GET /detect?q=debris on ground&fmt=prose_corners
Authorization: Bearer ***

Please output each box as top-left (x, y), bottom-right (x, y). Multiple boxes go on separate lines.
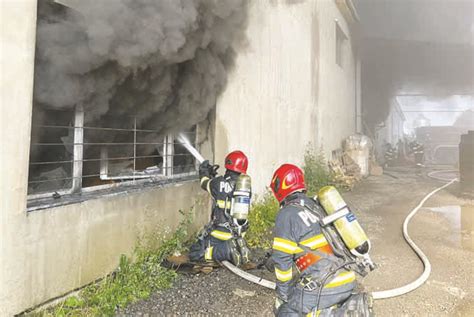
top-left (369, 160), bottom-right (384, 176)
top-left (233, 288), bottom-right (256, 298)
top-left (329, 149), bottom-right (362, 190)
top-left (344, 134), bottom-right (372, 177)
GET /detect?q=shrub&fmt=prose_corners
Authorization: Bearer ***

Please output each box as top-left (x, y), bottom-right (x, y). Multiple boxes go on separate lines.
top-left (245, 193), bottom-right (279, 248)
top-left (302, 146), bottom-right (333, 196)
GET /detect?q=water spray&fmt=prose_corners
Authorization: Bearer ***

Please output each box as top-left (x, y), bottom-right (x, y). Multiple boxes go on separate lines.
top-left (177, 133), bottom-right (205, 164)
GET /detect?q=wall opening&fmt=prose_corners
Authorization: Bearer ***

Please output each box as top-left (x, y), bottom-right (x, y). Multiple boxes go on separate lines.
top-left (335, 21), bottom-right (348, 68)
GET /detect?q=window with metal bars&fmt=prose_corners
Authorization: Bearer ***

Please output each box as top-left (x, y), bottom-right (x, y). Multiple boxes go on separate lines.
top-left (27, 106), bottom-right (198, 202)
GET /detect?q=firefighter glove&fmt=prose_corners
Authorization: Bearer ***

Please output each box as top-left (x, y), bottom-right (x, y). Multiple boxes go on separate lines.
top-left (199, 160), bottom-right (213, 178)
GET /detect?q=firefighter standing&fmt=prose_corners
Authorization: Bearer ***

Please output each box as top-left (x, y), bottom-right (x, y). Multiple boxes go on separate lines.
top-left (270, 164), bottom-right (357, 316)
top-left (189, 151), bottom-right (251, 266)
top-left (409, 141), bottom-right (424, 167)
top-left (383, 142), bottom-right (397, 168)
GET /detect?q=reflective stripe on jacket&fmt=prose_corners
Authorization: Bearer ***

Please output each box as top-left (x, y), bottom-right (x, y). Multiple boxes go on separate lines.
top-left (271, 193), bottom-right (356, 301)
top-left (200, 173), bottom-right (238, 224)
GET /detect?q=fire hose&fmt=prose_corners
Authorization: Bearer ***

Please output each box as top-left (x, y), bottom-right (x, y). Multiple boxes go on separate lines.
top-left (370, 177), bottom-right (457, 299)
top-left (221, 177), bottom-right (458, 300)
top-left (427, 169), bottom-right (459, 182)
top-left (177, 133), bottom-right (459, 300)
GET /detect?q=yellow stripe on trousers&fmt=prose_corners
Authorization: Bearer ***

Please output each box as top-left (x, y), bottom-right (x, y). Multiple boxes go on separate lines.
top-left (324, 271), bottom-right (356, 288)
top-left (275, 267), bottom-right (293, 282)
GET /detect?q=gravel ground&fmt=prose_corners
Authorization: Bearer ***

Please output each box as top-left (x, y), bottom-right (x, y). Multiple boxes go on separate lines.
top-left (122, 167), bottom-right (473, 316)
top-left (121, 266), bottom-right (275, 316)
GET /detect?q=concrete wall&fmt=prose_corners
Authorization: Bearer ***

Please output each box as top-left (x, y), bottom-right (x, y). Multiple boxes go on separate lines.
top-left (1, 0), bottom-right (359, 314)
top-left (2, 182), bottom-right (209, 316)
top-left (0, 1), bottom-right (210, 315)
top-left (214, 0), bottom-right (358, 193)
top-left (316, 0), bottom-right (357, 156)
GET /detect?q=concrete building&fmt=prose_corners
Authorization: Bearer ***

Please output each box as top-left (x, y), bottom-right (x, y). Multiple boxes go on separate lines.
top-left (0, 0), bottom-right (360, 314)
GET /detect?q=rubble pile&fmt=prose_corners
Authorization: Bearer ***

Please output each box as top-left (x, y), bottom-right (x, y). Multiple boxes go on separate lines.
top-left (329, 150), bottom-right (361, 190)
top-left (329, 134), bottom-right (375, 190)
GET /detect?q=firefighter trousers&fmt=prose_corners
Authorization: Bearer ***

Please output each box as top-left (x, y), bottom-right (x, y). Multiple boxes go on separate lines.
top-left (276, 292), bottom-right (373, 317)
top-left (189, 224), bottom-right (248, 265)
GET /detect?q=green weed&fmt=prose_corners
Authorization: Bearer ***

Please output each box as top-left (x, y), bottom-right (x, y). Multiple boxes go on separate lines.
top-left (245, 193), bottom-right (279, 248)
top-left (39, 210), bottom-right (192, 317)
top-left (302, 145), bottom-right (333, 196)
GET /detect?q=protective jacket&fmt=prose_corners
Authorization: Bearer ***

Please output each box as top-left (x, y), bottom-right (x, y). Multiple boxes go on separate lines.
top-left (384, 145), bottom-right (396, 161)
top-left (410, 142), bottom-right (424, 165)
top-left (200, 170), bottom-right (239, 225)
top-left (272, 192), bottom-right (356, 315)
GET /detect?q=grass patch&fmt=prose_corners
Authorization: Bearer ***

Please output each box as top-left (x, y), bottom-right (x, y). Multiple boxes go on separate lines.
top-left (39, 210), bottom-right (192, 317)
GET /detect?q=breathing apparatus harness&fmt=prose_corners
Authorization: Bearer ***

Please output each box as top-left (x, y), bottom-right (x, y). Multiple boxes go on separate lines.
top-left (284, 197), bottom-right (372, 316)
top-left (287, 197), bottom-right (372, 277)
top-left (200, 167), bottom-right (250, 239)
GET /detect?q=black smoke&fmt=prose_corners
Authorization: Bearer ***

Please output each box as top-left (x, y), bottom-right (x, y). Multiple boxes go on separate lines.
top-left (29, 0), bottom-right (248, 190)
top-left (34, 0), bottom-right (247, 131)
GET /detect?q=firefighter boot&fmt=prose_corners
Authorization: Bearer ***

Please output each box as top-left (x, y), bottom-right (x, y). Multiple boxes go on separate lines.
top-left (227, 239), bottom-right (242, 266)
top-left (236, 237), bottom-right (251, 264)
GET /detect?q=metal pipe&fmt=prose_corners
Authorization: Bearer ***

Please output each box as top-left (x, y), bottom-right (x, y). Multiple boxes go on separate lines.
top-left (71, 105), bottom-right (84, 193)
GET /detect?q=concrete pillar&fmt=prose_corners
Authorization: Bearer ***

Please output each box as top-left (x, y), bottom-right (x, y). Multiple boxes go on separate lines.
top-left (0, 0), bottom-right (37, 315)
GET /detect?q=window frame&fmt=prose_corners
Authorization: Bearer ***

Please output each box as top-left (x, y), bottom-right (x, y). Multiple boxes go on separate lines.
top-left (335, 20), bottom-right (348, 68)
top-left (27, 106), bottom-right (199, 205)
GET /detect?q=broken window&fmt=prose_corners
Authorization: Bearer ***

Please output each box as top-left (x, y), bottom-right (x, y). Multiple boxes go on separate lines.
top-left (27, 106), bottom-right (198, 200)
top-left (28, 108), bottom-right (75, 195)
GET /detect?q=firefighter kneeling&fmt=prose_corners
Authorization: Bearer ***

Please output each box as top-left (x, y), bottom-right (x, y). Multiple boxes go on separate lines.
top-left (270, 164), bottom-right (373, 317)
top-left (189, 151), bottom-right (252, 266)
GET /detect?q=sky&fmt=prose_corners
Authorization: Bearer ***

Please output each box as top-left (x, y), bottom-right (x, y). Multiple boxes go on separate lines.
top-left (397, 95), bottom-right (474, 133)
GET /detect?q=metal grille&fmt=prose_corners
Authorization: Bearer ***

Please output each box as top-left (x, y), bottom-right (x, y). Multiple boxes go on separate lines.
top-left (28, 106), bottom-right (197, 199)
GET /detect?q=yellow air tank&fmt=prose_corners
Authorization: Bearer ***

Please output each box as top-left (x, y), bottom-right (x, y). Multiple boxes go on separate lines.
top-left (318, 186), bottom-right (371, 257)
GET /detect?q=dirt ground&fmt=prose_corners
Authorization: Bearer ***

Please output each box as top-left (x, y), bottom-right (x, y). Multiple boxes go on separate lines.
top-left (121, 167), bottom-right (473, 316)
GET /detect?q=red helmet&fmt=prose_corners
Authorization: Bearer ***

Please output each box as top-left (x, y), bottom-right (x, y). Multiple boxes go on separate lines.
top-left (270, 164), bottom-right (306, 203)
top-left (225, 150), bottom-right (248, 174)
